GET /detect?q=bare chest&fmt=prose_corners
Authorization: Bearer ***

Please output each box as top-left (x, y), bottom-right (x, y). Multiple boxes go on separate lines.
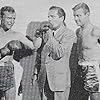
top-left (79, 29), bottom-right (99, 49)
top-left (0, 32), bottom-right (18, 48)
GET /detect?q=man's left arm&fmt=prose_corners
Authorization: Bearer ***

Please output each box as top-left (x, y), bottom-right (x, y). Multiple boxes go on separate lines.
top-left (47, 30), bottom-right (76, 60)
top-left (18, 33), bottom-right (42, 50)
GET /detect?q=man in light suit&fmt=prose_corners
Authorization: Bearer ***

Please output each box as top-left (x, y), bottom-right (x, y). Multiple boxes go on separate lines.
top-left (37, 6), bottom-right (76, 100)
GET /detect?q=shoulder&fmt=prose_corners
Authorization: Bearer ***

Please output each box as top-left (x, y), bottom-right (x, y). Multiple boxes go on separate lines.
top-left (64, 27), bottom-right (76, 38)
top-left (11, 30), bottom-right (25, 39)
top-left (12, 31), bottom-right (23, 36)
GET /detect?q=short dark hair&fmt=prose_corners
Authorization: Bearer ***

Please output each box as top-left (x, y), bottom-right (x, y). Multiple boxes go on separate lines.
top-left (49, 6), bottom-right (66, 21)
top-left (0, 6), bottom-right (15, 18)
top-left (72, 2), bottom-right (90, 14)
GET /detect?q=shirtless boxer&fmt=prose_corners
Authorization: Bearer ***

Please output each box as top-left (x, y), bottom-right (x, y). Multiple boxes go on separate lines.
top-left (73, 2), bottom-right (100, 100)
top-left (0, 6), bottom-right (42, 100)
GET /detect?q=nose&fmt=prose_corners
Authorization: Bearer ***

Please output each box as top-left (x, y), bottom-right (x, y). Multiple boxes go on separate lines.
top-left (74, 16), bottom-right (78, 21)
top-left (9, 18), bottom-right (15, 25)
top-left (12, 19), bottom-right (15, 24)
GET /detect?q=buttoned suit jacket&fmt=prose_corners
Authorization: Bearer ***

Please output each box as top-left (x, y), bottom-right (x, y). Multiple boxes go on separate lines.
top-left (39, 26), bottom-right (76, 91)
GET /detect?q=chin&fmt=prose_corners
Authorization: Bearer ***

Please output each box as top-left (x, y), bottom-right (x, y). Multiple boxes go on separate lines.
top-left (7, 26), bottom-right (12, 29)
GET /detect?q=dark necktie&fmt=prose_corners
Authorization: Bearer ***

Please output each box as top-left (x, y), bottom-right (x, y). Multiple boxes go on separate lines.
top-left (53, 32), bottom-right (54, 36)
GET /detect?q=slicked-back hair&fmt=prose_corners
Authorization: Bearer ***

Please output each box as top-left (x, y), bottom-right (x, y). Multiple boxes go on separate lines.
top-left (0, 6), bottom-right (15, 18)
top-left (72, 2), bottom-right (90, 15)
top-left (49, 6), bottom-right (66, 22)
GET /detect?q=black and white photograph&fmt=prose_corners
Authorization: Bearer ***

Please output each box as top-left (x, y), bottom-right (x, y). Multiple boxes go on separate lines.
top-left (0, 0), bottom-right (100, 100)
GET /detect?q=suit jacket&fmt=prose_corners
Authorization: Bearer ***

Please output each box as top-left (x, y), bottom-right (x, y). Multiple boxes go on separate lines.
top-left (39, 25), bottom-right (76, 91)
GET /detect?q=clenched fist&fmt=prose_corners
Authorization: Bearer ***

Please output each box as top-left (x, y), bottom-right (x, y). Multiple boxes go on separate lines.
top-left (35, 21), bottom-right (53, 38)
top-left (0, 40), bottom-right (22, 59)
top-left (34, 37), bottom-right (42, 49)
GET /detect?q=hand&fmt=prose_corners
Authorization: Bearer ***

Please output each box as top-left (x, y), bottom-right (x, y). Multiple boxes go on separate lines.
top-left (46, 29), bottom-right (54, 39)
top-left (31, 73), bottom-right (38, 86)
top-left (42, 33), bottom-right (48, 44)
top-left (34, 37), bottom-right (42, 49)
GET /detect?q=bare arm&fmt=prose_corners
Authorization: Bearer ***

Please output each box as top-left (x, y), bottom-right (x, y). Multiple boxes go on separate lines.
top-left (17, 33), bottom-right (42, 50)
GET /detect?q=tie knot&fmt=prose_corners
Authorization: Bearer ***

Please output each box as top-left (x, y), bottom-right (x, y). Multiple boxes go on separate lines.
top-left (53, 32), bottom-right (54, 36)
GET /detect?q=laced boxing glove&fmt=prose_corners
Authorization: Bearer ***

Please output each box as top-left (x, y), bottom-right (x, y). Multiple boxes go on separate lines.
top-left (35, 21), bottom-right (53, 38)
top-left (0, 40), bottom-right (22, 60)
top-left (35, 21), bottom-right (53, 45)
top-left (40, 21), bottom-right (53, 31)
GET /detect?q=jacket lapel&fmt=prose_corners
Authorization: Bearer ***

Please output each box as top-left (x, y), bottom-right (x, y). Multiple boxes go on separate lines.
top-left (54, 25), bottom-right (66, 41)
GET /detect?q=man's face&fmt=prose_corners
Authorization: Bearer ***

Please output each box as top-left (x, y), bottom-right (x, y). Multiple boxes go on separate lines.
top-left (73, 8), bottom-right (89, 27)
top-left (1, 11), bottom-right (16, 31)
top-left (48, 9), bottom-right (63, 30)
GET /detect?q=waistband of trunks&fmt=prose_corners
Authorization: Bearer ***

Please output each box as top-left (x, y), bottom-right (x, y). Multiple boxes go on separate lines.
top-left (78, 60), bottom-right (99, 66)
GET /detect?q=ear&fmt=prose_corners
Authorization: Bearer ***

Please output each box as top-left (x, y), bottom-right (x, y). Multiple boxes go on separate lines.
top-left (60, 16), bottom-right (64, 21)
top-left (86, 12), bottom-right (90, 16)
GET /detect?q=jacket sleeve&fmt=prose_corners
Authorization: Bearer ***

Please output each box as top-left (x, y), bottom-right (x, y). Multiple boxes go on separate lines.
top-left (46, 30), bottom-right (76, 60)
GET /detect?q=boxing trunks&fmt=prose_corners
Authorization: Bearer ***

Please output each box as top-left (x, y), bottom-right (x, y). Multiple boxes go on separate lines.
top-left (79, 60), bottom-right (100, 93)
top-left (0, 61), bottom-right (15, 91)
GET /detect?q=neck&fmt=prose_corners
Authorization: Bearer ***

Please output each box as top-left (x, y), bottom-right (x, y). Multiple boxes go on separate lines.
top-left (0, 24), bottom-right (9, 32)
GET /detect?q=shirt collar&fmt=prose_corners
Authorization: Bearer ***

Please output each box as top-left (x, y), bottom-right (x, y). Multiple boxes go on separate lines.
top-left (53, 24), bottom-right (66, 36)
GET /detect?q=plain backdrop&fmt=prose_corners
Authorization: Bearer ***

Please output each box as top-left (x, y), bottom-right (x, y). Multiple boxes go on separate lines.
top-left (0, 0), bottom-right (100, 34)
top-left (0, 1), bottom-right (99, 100)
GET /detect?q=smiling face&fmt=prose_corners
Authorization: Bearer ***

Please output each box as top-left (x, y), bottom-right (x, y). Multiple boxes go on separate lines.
top-left (73, 8), bottom-right (89, 27)
top-left (1, 11), bottom-right (16, 31)
top-left (48, 9), bottom-right (63, 30)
